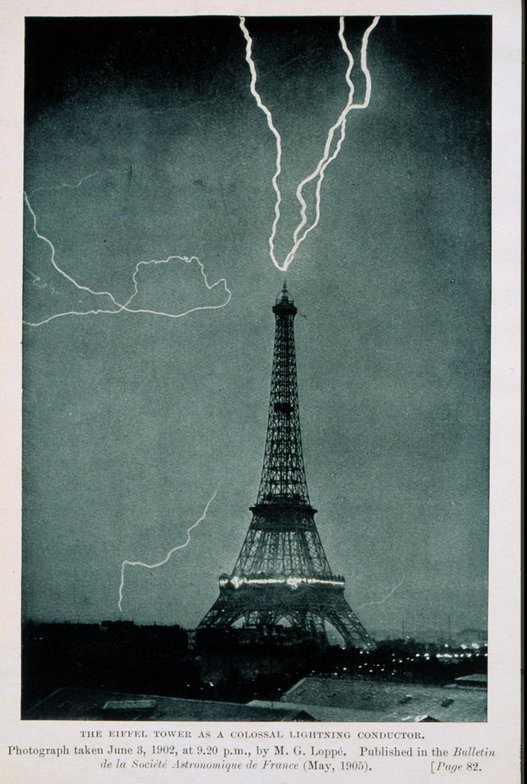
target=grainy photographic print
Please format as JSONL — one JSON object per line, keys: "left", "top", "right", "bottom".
{"left": 22, "top": 14, "right": 491, "bottom": 726}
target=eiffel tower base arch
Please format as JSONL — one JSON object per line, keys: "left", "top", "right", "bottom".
{"left": 199, "top": 583, "right": 375, "bottom": 650}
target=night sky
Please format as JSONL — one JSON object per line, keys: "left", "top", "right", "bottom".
{"left": 23, "top": 15, "right": 491, "bottom": 637}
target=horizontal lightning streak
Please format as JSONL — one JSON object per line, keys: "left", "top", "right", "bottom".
{"left": 26, "top": 169, "right": 125, "bottom": 199}
{"left": 119, "top": 255, "right": 231, "bottom": 319}
{"left": 118, "top": 485, "right": 220, "bottom": 613}
{"left": 23, "top": 186, "right": 231, "bottom": 326}
{"left": 356, "top": 578, "right": 405, "bottom": 611}
{"left": 239, "top": 15, "right": 380, "bottom": 272}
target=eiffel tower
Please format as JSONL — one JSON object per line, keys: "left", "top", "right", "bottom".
{"left": 198, "top": 283, "right": 375, "bottom": 649}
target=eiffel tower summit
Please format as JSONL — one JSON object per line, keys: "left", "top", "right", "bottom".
{"left": 199, "top": 283, "right": 375, "bottom": 650}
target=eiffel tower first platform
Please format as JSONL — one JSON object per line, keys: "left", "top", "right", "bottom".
{"left": 198, "top": 284, "right": 375, "bottom": 650}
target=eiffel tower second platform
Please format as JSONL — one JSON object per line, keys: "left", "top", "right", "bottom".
{"left": 198, "top": 284, "right": 375, "bottom": 650}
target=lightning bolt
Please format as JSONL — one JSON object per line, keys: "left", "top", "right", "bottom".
{"left": 239, "top": 15, "right": 380, "bottom": 272}
{"left": 23, "top": 179, "right": 231, "bottom": 326}
{"left": 118, "top": 485, "right": 219, "bottom": 613}
{"left": 356, "top": 578, "right": 405, "bottom": 611}
{"left": 26, "top": 169, "right": 123, "bottom": 198}
{"left": 25, "top": 267, "right": 56, "bottom": 293}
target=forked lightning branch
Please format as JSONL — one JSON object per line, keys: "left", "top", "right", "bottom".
{"left": 23, "top": 184, "right": 232, "bottom": 327}
{"left": 239, "top": 16, "right": 380, "bottom": 271}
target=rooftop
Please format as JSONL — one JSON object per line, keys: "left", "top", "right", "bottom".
{"left": 25, "top": 688, "right": 315, "bottom": 721}
{"left": 278, "top": 677, "right": 487, "bottom": 722}
{"left": 453, "top": 673, "right": 488, "bottom": 687}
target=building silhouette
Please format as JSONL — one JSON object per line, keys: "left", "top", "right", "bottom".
{"left": 199, "top": 284, "right": 374, "bottom": 649}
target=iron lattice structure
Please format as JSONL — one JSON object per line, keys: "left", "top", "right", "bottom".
{"left": 199, "top": 284, "right": 375, "bottom": 649}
